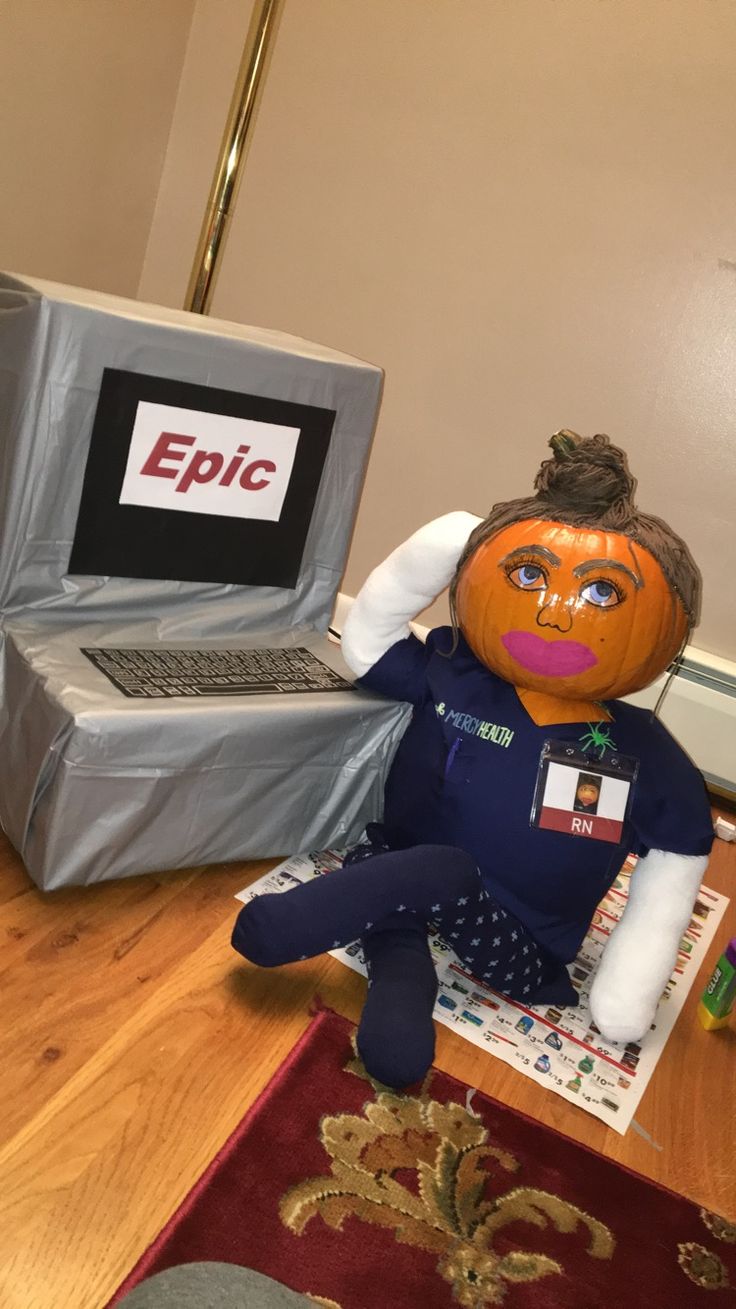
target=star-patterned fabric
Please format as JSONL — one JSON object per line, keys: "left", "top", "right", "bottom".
{"left": 342, "top": 828, "right": 565, "bottom": 1004}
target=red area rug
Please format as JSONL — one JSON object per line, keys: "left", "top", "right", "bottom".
{"left": 110, "top": 1007, "right": 736, "bottom": 1308}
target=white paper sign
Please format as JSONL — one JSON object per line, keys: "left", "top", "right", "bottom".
{"left": 119, "top": 401, "right": 300, "bottom": 521}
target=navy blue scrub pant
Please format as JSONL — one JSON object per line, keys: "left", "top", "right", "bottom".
{"left": 232, "top": 828, "right": 577, "bottom": 1088}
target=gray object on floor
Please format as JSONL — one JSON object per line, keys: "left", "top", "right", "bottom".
{"left": 116, "top": 1262, "right": 321, "bottom": 1308}
{"left": 0, "top": 273, "right": 409, "bottom": 889}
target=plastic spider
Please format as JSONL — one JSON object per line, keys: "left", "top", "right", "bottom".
{"left": 579, "top": 722, "right": 617, "bottom": 759}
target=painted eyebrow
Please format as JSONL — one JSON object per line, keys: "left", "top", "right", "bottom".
{"left": 500, "top": 545, "right": 561, "bottom": 568}
{"left": 572, "top": 558, "right": 643, "bottom": 588}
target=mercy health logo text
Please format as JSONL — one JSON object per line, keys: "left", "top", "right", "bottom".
{"left": 435, "top": 702, "right": 514, "bottom": 748}
{"left": 119, "top": 401, "right": 300, "bottom": 521}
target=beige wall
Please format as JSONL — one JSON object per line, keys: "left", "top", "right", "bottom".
{"left": 142, "top": 3, "right": 735, "bottom": 659}
{"left": 138, "top": 0, "right": 257, "bottom": 304}
{"left": 0, "top": 0, "right": 195, "bottom": 296}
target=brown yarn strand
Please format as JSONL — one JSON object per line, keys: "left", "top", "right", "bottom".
{"left": 448, "top": 430, "right": 701, "bottom": 634}
{"left": 535, "top": 430, "right": 637, "bottom": 528}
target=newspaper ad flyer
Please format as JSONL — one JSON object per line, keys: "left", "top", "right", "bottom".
{"left": 235, "top": 852, "right": 728, "bottom": 1134}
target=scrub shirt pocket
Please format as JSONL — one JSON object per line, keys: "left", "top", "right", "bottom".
{"left": 442, "top": 735, "right": 476, "bottom": 788}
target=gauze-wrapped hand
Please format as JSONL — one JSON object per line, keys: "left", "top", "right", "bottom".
{"left": 341, "top": 511, "right": 481, "bottom": 678}
{"left": 589, "top": 849, "right": 708, "bottom": 1044}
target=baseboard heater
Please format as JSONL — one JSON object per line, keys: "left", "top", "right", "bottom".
{"left": 625, "top": 647, "right": 736, "bottom": 802}
{"left": 332, "top": 593, "right": 735, "bottom": 801}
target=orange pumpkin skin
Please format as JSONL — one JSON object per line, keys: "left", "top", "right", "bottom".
{"left": 455, "top": 518, "right": 688, "bottom": 702}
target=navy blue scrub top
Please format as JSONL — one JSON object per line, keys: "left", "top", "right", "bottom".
{"left": 359, "top": 628, "right": 714, "bottom": 962}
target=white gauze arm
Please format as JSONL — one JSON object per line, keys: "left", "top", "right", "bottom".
{"left": 589, "top": 848, "right": 708, "bottom": 1044}
{"left": 341, "top": 511, "right": 482, "bottom": 678}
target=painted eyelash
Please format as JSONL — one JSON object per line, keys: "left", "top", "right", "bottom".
{"left": 503, "top": 554, "right": 548, "bottom": 579}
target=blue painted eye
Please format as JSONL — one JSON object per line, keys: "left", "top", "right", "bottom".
{"left": 581, "top": 579, "right": 622, "bottom": 608}
{"left": 508, "top": 563, "right": 547, "bottom": 590}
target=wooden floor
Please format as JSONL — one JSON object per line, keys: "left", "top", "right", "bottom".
{"left": 0, "top": 824, "right": 734, "bottom": 1309}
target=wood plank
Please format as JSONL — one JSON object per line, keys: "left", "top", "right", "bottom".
{"left": 0, "top": 861, "right": 269, "bottom": 1143}
{"left": 0, "top": 913, "right": 363, "bottom": 1306}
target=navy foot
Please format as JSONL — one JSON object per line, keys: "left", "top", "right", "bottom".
{"left": 356, "top": 922, "right": 438, "bottom": 1090}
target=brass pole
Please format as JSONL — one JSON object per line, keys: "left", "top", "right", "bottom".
{"left": 185, "top": 0, "right": 284, "bottom": 315}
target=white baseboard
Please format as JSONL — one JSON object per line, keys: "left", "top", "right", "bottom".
{"left": 625, "top": 675, "right": 736, "bottom": 794}
{"left": 330, "top": 591, "right": 354, "bottom": 638}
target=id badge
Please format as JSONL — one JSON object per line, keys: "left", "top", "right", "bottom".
{"left": 530, "top": 740, "right": 638, "bottom": 843}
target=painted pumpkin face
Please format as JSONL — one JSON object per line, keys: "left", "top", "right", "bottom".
{"left": 576, "top": 782, "right": 600, "bottom": 807}
{"left": 455, "top": 518, "right": 688, "bottom": 701}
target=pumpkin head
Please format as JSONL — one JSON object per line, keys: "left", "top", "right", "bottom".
{"left": 452, "top": 431, "right": 699, "bottom": 703}
{"left": 455, "top": 516, "right": 689, "bottom": 701}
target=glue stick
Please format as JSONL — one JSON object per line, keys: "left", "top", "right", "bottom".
{"left": 698, "top": 939, "right": 736, "bottom": 1030}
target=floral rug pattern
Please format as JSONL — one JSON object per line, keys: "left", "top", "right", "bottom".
{"left": 111, "top": 1008, "right": 736, "bottom": 1309}
{"left": 282, "top": 1049, "right": 615, "bottom": 1306}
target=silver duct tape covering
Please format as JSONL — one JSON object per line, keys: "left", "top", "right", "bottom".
{"left": 0, "top": 274, "right": 408, "bottom": 889}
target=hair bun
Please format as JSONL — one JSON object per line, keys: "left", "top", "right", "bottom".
{"left": 534, "top": 430, "right": 637, "bottom": 528}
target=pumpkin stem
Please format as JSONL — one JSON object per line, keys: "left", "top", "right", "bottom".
{"left": 548, "top": 430, "right": 579, "bottom": 460}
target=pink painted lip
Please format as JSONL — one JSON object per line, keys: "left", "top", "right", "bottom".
{"left": 501, "top": 630, "right": 598, "bottom": 677}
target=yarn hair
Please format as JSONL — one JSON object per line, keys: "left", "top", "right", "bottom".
{"left": 449, "top": 430, "right": 701, "bottom": 628}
